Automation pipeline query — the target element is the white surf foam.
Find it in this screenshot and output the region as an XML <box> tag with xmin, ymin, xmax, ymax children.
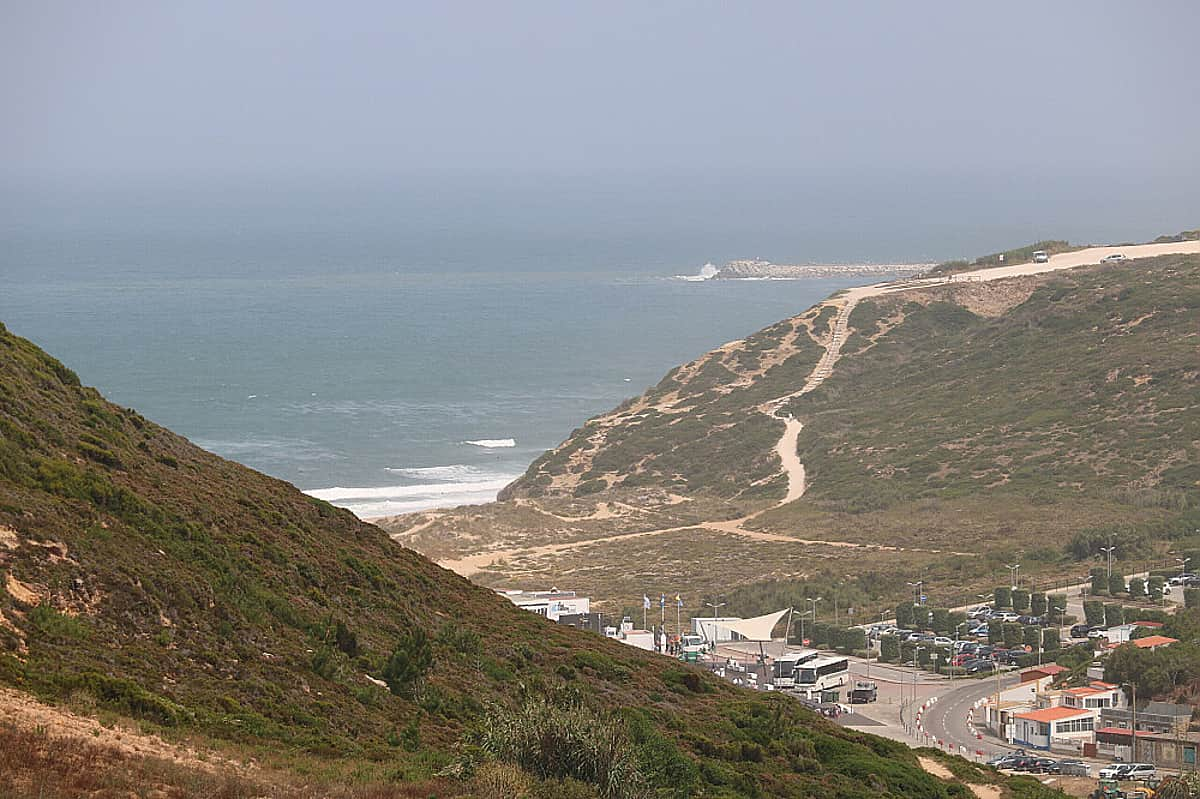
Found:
<box><xmin>385</xmin><ymin>464</ymin><xmax>505</xmax><ymax>481</ymax></box>
<box><xmin>304</xmin><ymin>475</ymin><xmax>518</xmax><ymax>518</ymax></box>
<box><xmin>464</xmin><ymin>438</ymin><xmax>517</xmax><ymax>448</ymax></box>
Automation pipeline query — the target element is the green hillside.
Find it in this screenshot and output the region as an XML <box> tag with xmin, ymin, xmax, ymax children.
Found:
<box><xmin>0</xmin><ymin>321</ymin><xmax>1051</xmax><ymax>797</ymax></box>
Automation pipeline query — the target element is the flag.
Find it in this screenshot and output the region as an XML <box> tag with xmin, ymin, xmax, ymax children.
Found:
<box><xmin>676</xmin><ymin>594</ymin><xmax>683</xmax><ymax>608</ymax></box>
<box><xmin>643</xmin><ymin>595</ymin><xmax>651</xmax><ymax>610</ymax></box>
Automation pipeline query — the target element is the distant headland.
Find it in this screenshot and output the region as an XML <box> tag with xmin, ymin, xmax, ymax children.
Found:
<box><xmin>678</xmin><ymin>258</ymin><xmax>934</xmax><ymax>281</ymax></box>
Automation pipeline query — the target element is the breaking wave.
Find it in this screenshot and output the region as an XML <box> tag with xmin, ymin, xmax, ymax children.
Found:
<box><xmin>464</xmin><ymin>438</ymin><xmax>517</xmax><ymax>448</ymax></box>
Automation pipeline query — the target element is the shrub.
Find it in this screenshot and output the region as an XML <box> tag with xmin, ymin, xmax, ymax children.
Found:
<box><xmin>1030</xmin><ymin>593</ymin><xmax>1047</xmax><ymax>617</ymax></box>
<box><xmin>895</xmin><ymin>603</ymin><xmax>915</xmax><ymax>629</ymax></box>
<box><xmin>1128</xmin><ymin>577</ymin><xmax>1145</xmax><ymax>601</ymax></box>
<box><xmin>1041</xmin><ymin>629</ymin><xmax>1060</xmax><ymax>652</ymax></box>
<box><xmin>465</xmin><ymin>700</ymin><xmax>646</xmax><ymax>799</ymax></box>
<box><xmin>1023</xmin><ymin>625</ymin><xmax>1041</xmax><ymax>649</ymax></box>
<box><xmin>1090</xmin><ymin>568</ymin><xmax>1108</xmax><ymax>596</ymax></box>
<box><xmin>1109</xmin><ymin>574</ymin><xmax>1127</xmax><ymax>595</ymax></box>
<box><xmin>1186</xmin><ymin>589</ymin><xmax>1200</xmax><ymax>609</ymax></box>
<box><xmin>879</xmin><ymin>635</ymin><xmax>899</xmax><ymax>663</ymax></box>
<box><xmin>994</xmin><ymin>586</ymin><xmax>1012</xmax><ymax>609</ymax></box>
<box><xmin>1048</xmin><ymin>594</ymin><xmax>1068</xmax><ymax>615</ymax></box>
<box><xmin>1104</xmin><ymin>604</ymin><xmax>1124</xmax><ymax>628</ymax></box>
<box><xmin>1148</xmin><ymin>576</ymin><xmax>1165</xmax><ymax>602</ymax></box>
<box><xmin>930</xmin><ymin>608</ymin><xmax>950</xmax><ymax>634</ymax></box>
<box><xmin>1003</xmin><ymin>623</ymin><xmax>1024</xmax><ymax>648</ymax></box>
<box><xmin>334</xmin><ymin>620</ymin><xmax>359</xmax><ymax>658</ymax></box>
<box><xmin>1083</xmin><ymin>600</ymin><xmax>1106</xmax><ymax>627</ymax></box>
<box><xmin>382</xmin><ymin>626</ymin><xmax>433</xmax><ymax>698</ymax></box>
<box><xmin>1011</xmin><ymin>589</ymin><xmax>1030</xmax><ymax>613</ymax></box>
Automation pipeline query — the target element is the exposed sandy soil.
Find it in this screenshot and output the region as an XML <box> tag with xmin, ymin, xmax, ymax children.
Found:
<box><xmin>0</xmin><ymin>687</ymin><xmax>245</xmax><ymax>776</ymax></box>
<box><xmin>917</xmin><ymin>757</ymin><xmax>1002</xmax><ymax>799</ymax></box>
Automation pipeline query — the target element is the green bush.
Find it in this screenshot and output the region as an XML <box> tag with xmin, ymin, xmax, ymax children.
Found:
<box><xmin>1048</xmin><ymin>594</ymin><xmax>1068</xmax><ymax>616</ymax></box>
<box><xmin>1003</xmin><ymin>623</ymin><xmax>1024</xmax><ymax>648</ymax></box>
<box><xmin>1083</xmin><ymin>600</ymin><xmax>1106</xmax><ymax>627</ymax></box>
<box><xmin>879</xmin><ymin>635</ymin><xmax>899</xmax><ymax>663</ymax></box>
<box><xmin>994</xmin><ymin>586</ymin><xmax>1012</xmax><ymax>609</ymax></box>
<box><xmin>1109</xmin><ymin>574</ymin><xmax>1127</xmax><ymax>595</ymax></box>
<box><xmin>1128</xmin><ymin>577</ymin><xmax>1145</xmax><ymax>601</ymax></box>
<box><xmin>1011</xmin><ymin>589</ymin><xmax>1031</xmax><ymax>613</ymax></box>
<box><xmin>1185</xmin><ymin>588</ymin><xmax>1200</xmax><ymax>609</ymax></box>
<box><xmin>1023</xmin><ymin>625</ymin><xmax>1041</xmax><ymax>649</ymax></box>
<box><xmin>1148</xmin><ymin>576</ymin><xmax>1165</xmax><ymax>602</ymax></box>
<box><xmin>1041</xmin><ymin>629</ymin><xmax>1060</xmax><ymax>652</ymax></box>
<box><xmin>1091</xmin><ymin>568</ymin><xmax>1108</xmax><ymax>596</ymax></box>
<box><xmin>1030</xmin><ymin>593</ymin><xmax>1047</xmax><ymax>617</ymax></box>
<box><xmin>895</xmin><ymin>603</ymin><xmax>915</xmax><ymax>628</ymax></box>
<box><xmin>382</xmin><ymin>626</ymin><xmax>433</xmax><ymax>698</ymax></box>
<box><xmin>930</xmin><ymin>608</ymin><xmax>950</xmax><ymax>634</ymax></box>
<box><xmin>1104</xmin><ymin>604</ymin><xmax>1124</xmax><ymax>628</ymax></box>
<box><xmin>465</xmin><ymin>699</ymin><xmax>646</xmax><ymax>799</ymax></box>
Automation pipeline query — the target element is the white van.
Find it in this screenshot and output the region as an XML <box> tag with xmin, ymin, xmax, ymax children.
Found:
<box><xmin>1032</xmin><ymin>251</ymin><xmax>1049</xmax><ymax>263</ymax></box>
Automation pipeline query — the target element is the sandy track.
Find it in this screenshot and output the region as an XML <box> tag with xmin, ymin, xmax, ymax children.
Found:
<box><xmin>433</xmin><ymin>239</ymin><xmax>1200</xmax><ymax>578</ymax></box>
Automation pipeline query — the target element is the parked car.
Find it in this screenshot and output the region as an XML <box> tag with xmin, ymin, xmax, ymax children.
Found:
<box><xmin>1088</xmin><ymin>627</ymin><xmax>1110</xmax><ymax>639</ymax></box>
<box><xmin>932</xmin><ymin>636</ymin><xmax>953</xmax><ymax>648</ymax></box>
<box><xmin>969</xmin><ymin>624</ymin><xmax>989</xmax><ymax>636</ymax></box>
<box><xmin>986</xmin><ymin>753</ymin><xmax>1020</xmax><ymax>768</ymax></box>
<box><xmin>1100</xmin><ymin>253</ymin><xmax>1127</xmax><ymax>263</ymax></box>
<box><xmin>1028</xmin><ymin>758</ymin><xmax>1060</xmax><ymax>774</ymax></box>
<box><xmin>993</xmin><ymin>650</ymin><xmax>1020</xmax><ymax>665</ymax></box>
<box><xmin>1070</xmin><ymin>623</ymin><xmax>1093</xmax><ymax>638</ymax></box>
<box><xmin>1058</xmin><ymin>759</ymin><xmax>1089</xmax><ymax>777</ymax></box>
<box><xmin>995</xmin><ymin>611</ymin><xmax>1021</xmax><ymax>622</ymax></box>
<box><xmin>1123</xmin><ymin>763</ymin><xmax>1157</xmax><ymax>781</ymax></box>
<box><xmin>1032</xmin><ymin>250</ymin><xmax>1049</xmax><ymax>263</ymax></box>
<box><xmin>965</xmin><ymin>660</ymin><xmax>996</xmax><ymax>674</ymax></box>
<box><xmin>1168</xmin><ymin>573</ymin><xmax>1196</xmax><ymax>586</ymax></box>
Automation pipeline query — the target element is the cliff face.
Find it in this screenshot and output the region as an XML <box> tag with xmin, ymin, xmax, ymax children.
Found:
<box><xmin>714</xmin><ymin>259</ymin><xmax>930</xmax><ymax>279</ymax></box>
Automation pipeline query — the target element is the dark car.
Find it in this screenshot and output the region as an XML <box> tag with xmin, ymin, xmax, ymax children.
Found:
<box><xmin>975</xmin><ymin>645</ymin><xmax>995</xmax><ymax>658</ymax></box>
<box><xmin>1070</xmin><ymin>623</ymin><xmax>1093</xmax><ymax>638</ymax></box>
<box><xmin>966</xmin><ymin>660</ymin><xmax>996</xmax><ymax>674</ymax></box>
<box><xmin>1009</xmin><ymin>755</ymin><xmax>1040</xmax><ymax>772</ymax></box>
<box><xmin>993</xmin><ymin>649</ymin><xmax>1021</xmax><ymax>665</ymax></box>
<box><xmin>1029</xmin><ymin>758</ymin><xmax>1060</xmax><ymax>774</ymax></box>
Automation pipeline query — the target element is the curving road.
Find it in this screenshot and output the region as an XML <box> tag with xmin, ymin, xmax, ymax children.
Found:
<box><xmin>919</xmin><ymin>672</ymin><xmax>1021</xmax><ymax>758</ymax></box>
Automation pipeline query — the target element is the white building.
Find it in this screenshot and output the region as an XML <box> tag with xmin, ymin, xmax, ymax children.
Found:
<box><xmin>498</xmin><ymin>589</ymin><xmax>590</xmax><ymax>621</ymax></box>
<box><xmin>1012</xmin><ymin>706</ymin><xmax>1096</xmax><ymax>751</ymax></box>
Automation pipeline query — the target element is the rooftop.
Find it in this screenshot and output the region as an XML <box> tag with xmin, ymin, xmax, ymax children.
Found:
<box><xmin>1132</xmin><ymin>635</ymin><xmax>1179</xmax><ymax>649</ymax></box>
<box><xmin>1015</xmin><ymin>706</ymin><xmax>1093</xmax><ymax>723</ymax></box>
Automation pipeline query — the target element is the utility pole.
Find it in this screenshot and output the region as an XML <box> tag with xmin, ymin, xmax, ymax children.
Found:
<box><xmin>1131</xmin><ymin>682</ymin><xmax>1138</xmax><ymax>764</ymax></box>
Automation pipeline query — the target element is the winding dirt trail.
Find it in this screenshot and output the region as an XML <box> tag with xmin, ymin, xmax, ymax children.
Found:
<box><xmin>433</xmin><ymin>240</ymin><xmax>1200</xmax><ymax>578</ymax></box>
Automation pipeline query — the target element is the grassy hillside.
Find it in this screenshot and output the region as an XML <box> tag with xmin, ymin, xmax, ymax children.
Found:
<box><xmin>0</xmin><ymin>321</ymin><xmax>1048</xmax><ymax>798</ymax></box>
<box><xmin>382</xmin><ymin>253</ymin><xmax>1200</xmax><ymax>625</ymax></box>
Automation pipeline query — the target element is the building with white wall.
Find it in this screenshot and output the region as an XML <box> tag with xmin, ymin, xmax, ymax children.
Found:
<box><xmin>498</xmin><ymin>589</ymin><xmax>590</xmax><ymax>621</ymax></box>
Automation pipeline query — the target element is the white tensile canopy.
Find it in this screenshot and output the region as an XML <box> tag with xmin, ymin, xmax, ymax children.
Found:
<box><xmin>715</xmin><ymin>608</ymin><xmax>791</xmax><ymax>642</ymax></box>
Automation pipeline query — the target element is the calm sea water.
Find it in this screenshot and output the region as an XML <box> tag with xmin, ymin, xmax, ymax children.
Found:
<box><xmin>4</xmin><ymin>174</ymin><xmax>1192</xmax><ymax>515</ymax></box>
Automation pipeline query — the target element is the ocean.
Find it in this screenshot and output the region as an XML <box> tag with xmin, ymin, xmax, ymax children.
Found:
<box><xmin>4</xmin><ymin>173</ymin><xmax>1192</xmax><ymax>516</ymax></box>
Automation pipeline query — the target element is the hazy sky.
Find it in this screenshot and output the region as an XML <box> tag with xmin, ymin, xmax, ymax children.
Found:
<box><xmin>4</xmin><ymin>1</ymin><xmax>1199</xmax><ymax>180</ymax></box>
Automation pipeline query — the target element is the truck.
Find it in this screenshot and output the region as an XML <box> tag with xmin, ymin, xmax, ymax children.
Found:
<box><xmin>849</xmin><ymin>681</ymin><xmax>877</xmax><ymax>703</ymax></box>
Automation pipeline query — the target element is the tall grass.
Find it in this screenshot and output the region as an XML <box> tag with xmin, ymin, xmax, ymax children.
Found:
<box><xmin>466</xmin><ymin>700</ymin><xmax>647</xmax><ymax>799</ymax></box>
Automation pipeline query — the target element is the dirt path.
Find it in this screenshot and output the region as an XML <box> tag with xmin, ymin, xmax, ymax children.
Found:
<box><xmin>436</xmin><ymin>240</ymin><xmax>1200</xmax><ymax>578</ymax></box>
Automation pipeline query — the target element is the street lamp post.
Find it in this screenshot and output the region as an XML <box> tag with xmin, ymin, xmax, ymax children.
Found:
<box><xmin>806</xmin><ymin>597</ymin><xmax>822</xmax><ymax>629</ymax></box>
<box><xmin>1005</xmin><ymin>563</ymin><xmax>1021</xmax><ymax>590</ymax></box>
<box><xmin>906</xmin><ymin>581</ymin><xmax>924</xmax><ymax>608</ymax></box>
<box><xmin>1101</xmin><ymin>545</ymin><xmax>1117</xmax><ymax>581</ymax></box>
<box><xmin>704</xmin><ymin>600</ymin><xmax>725</xmax><ymax>651</ymax></box>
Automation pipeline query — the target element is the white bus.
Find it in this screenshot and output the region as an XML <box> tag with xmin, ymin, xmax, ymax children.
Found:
<box><xmin>792</xmin><ymin>656</ymin><xmax>849</xmax><ymax>698</ymax></box>
<box><xmin>770</xmin><ymin>649</ymin><xmax>819</xmax><ymax>689</ymax></box>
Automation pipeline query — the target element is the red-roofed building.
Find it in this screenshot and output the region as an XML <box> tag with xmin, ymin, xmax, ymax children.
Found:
<box><xmin>1021</xmin><ymin>664</ymin><xmax>1068</xmax><ymax>683</ymax></box>
<box><xmin>1131</xmin><ymin>635</ymin><xmax>1178</xmax><ymax>650</ymax></box>
<box><xmin>1013</xmin><ymin>706</ymin><xmax>1096</xmax><ymax>750</ymax></box>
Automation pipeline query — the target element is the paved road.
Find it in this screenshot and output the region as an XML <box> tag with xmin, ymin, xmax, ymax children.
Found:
<box><xmin>919</xmin><ymin>672</ymin><xmax>1020</xmax><ymax>758</ymax></box>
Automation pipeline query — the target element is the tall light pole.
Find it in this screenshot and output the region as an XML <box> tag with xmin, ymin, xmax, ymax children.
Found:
<box><xmin>1100</xmin><ymin>546</ymin><xmax>1117</xmax><ymax>581</ymax></box>
<box><xmin>797</xmin><ymin>609</ymin><xmax>812</xmax><ymax>647</ymax></box>
<box><xmin>906</xmin><ymin>581</ymin><xmax>923</xmax><ymax>608</ymax></box>
<box><xmin>1177</xmin><ymin>557</ymin><xmax>1191</xmax><ymax>581</ymax></box>
<box><xmin>806</xmin><ymin>597</ymin><xmax>822</xmax><ymax>628</ymax></box>
<box><xmin>704</xmin><ymin>600</ymin><xmax>725</xmax><ymax>651</ymax></box>
<box><xmin>1005</xmin><ymin>563</ymin><xmax>1021</xmax><ymax>590</ymax></box>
